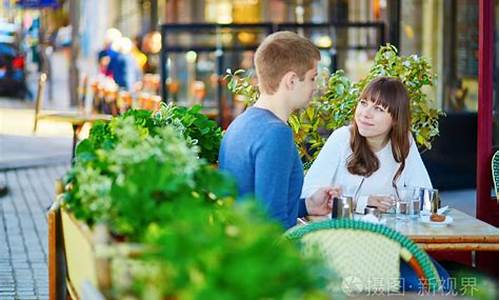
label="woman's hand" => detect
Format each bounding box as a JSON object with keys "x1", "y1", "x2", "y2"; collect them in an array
[{"x1": 367, "y1": 195, "x2": 395, "y2": 212}]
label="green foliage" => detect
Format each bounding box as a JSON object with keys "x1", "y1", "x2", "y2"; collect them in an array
[
  {"x1": 225, "y1": 44, "x2": 444, "y2": 166},
  {"x1": 64, "y1": 115, "x2": 235, "y2": 241},
  {"x1": 224, "y1": 69, "x2": 259, "y2": 107},
  {"x1": 127, "y1": 201, "x2": 331, "y2": 300},
  {"x1": 451, "y1": 271, "x2": 498, "y2": 300},
  {"x1": 156, "y1": 104, "x2": 223, "y2": 164},
  {"x1": 76, "y1": 104, "x2": 222, "y2": 165}
]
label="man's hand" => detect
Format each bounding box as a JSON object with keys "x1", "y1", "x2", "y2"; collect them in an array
[{"x1": 306, "y1": 186, "x2": 341, "y2": 216}]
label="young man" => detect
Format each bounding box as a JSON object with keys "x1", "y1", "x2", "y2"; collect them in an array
[{"x1": 219, "y1": 31, "x2": 339, "y2": 229}]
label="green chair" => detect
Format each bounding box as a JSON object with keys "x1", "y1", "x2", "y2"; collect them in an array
[
  {"x1": 285, "y1": 219, "x2": 442, "y2": 294},
  {"x1": 492, "y1": 150, "x2": 499, "y2": 200}
]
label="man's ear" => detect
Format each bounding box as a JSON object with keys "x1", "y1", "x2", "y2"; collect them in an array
[{"x1": 281, "y1": 71, "x2": 298, "y2": 91}]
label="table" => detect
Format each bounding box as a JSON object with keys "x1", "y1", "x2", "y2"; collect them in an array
[
  {"x1": 37, "y1": 112, "x2": 112, "y2": 162},
  {"x1": 306, "y1": 208, "x2": 498, "y2": 252},
  {"x1": 383, "y1": 209, "x2": 499, "y2": 251}
]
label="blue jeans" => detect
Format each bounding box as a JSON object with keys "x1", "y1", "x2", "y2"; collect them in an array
[{"x1": 400, "y1": 257, "x2": 452, "y2": 292}]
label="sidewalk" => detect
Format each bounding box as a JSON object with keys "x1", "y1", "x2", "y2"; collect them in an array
[
  {"x1": 0, "y1": 163, "x2": 69, "y2": 300},
  {"x1": 0, "y1": 103, "x2": 77, "y2": 170},
  {"x1": 0, "y1": 49, "x2": 76, "y2": 169},
  {"x1": 0, "y1": 135, "x2": 71, "y2": 170}
]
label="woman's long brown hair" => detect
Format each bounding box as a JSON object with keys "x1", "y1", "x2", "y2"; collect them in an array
[{"x1": 346, "y1": 77, "x2": 411, "y2": 188}]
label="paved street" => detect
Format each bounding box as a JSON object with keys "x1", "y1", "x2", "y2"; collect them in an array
[{"x1": 0, "y1": 164, "x2": 69, "y2": 300}]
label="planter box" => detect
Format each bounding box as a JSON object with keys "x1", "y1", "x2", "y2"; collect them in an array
[
  {"x1": 49, "y1": 195, "x2": 118, "y2": 300},
  {"x1": 49, "y1": 200, "x2": 148, "y2": 300},
  {"x1": 62, "y1": 207, "x2": 104, "y2": 298}
]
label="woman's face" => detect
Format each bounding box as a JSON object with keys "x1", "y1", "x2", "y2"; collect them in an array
[{"x1": 354, "y1": 98, "x2": 393, "y2": 140}]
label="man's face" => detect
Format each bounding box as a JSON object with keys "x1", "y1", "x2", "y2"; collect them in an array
[{"x1": 292, "y1": 64, "x2": 318, "y2": 110}]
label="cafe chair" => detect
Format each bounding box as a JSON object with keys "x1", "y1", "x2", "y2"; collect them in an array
[
  {"x1": 33, "y1": 73, "x2": 112, "y2": 163},
  {"x1": 493, "y1": 150, "x2": 499, "y2": 200},
  {"x1": 285, "y1": 219, "x2": 442, "y2": 294},
  {"x1": 33, "y1": 73, "x2": 88, "y2": 133},
  {"x1": 32, "y1": 72, "x2": 48, "y2": 133}
]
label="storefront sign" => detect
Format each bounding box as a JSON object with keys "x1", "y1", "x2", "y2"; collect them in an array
[{"x1": 16, "y1": 0, "x2": 59, "y2": 9}]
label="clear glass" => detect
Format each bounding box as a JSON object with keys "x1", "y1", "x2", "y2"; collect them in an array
[
  {"x1": 340, "y1": 184, "x2": 358, "y2": 199},
  {"x1": 396, "y1": 187, "x2": 420, "y2": 220},
  {"x1": 395, "y1": 200, "x2": 409, "y2": 221},
  {"x1": 376, "y1": 194, "x2": 396, "y2": 214},
  {"x1": 401, "y1": 187, "x2": 421, "y2": 219},
  {"x1": 410, "y1": 197, "x2": 421, "y2": 219}
]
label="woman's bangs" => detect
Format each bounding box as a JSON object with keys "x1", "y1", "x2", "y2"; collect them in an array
[{"x1": 362, "y1": 84, "x2": 393, "y2": 112}]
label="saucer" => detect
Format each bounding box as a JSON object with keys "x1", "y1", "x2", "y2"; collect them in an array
[{"x1": 419, "y1": 215, "x2": 453, "y2": 226}]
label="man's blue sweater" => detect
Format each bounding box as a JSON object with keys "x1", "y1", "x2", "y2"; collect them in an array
[{"x1": 219, "y1": 107, "x2": 307, "y2": 229}]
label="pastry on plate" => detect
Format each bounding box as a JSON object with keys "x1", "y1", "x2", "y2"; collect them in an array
[{"x1": 430, "y1": 213, "x2": 445, "y2": 222}]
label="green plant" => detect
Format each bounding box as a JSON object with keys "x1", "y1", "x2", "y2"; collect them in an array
[
  {"x1": 225, "y1": 69, "x2": 259, "y2": 107},
  {"x1": 126, "y1": 201, "x2": 332, "y2": 300},
  {"x1": 76, "y1": 104, "x2": 222, "y2": 165},
  {"x1": 156, "y1": 104, "x2": 223, "y2": 164},
  {"x1": 225, "y1": 44, "x2": 444, "y2": 166},
  {"x1": 64, "y1": 116, "x2": 236, "y2": 241}
]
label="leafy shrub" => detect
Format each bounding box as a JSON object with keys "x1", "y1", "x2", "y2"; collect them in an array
[
  {"x1": 121, "y1": 201, "x2": 332, "y2": 300},
  {"x1": 64, "y1": 115, "x2": 234, "y2": 241}
]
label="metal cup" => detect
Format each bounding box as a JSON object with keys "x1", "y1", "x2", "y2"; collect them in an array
[
  {"x1": 430, "y1": 190, "x2": 441, "y2": 213},
  {"x1": 332, "y1": 195, "x2": 353, "y2": 219},
  {"x1": 364, "y1": 205, "x2": 381, "y2": 219},
  {"x1": 419, "y1": 188, "x2": 440, "y2": 213}
]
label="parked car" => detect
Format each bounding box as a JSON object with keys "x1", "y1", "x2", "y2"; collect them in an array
[{"x1": 0, "y1": 42, "x2": 26, "y2": 98}]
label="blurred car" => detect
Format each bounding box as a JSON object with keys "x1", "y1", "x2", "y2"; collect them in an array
[
  {"x1": 0, "y1": 42, "x2": 26, "y2": 98},
  {"x1": 0, "y1": 19, "x2": 26, "y2": 98}
]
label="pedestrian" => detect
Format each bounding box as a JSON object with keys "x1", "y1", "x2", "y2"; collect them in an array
[{"x1": 98, "y1": 28, "x2": 121, "y2": 76}]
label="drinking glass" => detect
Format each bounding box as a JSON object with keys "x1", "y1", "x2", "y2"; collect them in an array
[
  {"x1": 396, "y1": 187, "x2": 418, "y2": 220},
  {"x1": 368, "y1": 193, "x2": 396, "y2": 214},
  {"x1": 395, "y1": 199, "x2": 409, "y2": 220},
  {"x1": 340, "y1": 184, "x2": 358, "y2": 199},
  {"x1": 407, "y1": 188, "x2": 421, "y2": 219},
  {"x1": 400, "y1": 187, "x2": 422, "y2": 218}
]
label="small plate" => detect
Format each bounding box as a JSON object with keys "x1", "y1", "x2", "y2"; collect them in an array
[
  {"x1": 420, "y1": 206, "x2": 449, "y2": 216},
  {"x1": 419, "y1": 215, "x2": 453, "y2": 226}
]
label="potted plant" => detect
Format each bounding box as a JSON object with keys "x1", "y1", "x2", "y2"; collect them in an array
[{"x1": 54, "y1": 105, "x2": 232, "y2": 297}]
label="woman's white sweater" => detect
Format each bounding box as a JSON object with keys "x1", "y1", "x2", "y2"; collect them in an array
[{"x1": 301, "y1": 126, "x2": 433, "y2": 213}]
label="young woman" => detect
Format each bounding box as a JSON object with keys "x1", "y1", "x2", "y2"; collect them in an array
[
  {"x1": 301, "y1": 77, "x2": 451, "y2": 292},
  {"x1": 301, "y1": 76, "x2": 432, "y2": 213}
]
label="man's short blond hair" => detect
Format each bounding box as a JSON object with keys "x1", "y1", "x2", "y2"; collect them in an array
[{"x1": 254, "y1": 31, "x2": 320, "y2": 95}]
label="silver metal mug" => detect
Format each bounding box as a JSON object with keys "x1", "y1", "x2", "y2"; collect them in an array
[
  {"x1": 418, "y1": 188, "x2": 440, "y2": 212},
  {"x1": 332, "y1": 195, "x2": 353, "y2": 219},
  {"x1": 364, "y1": 205, "x2": 381, "y2": 219}
]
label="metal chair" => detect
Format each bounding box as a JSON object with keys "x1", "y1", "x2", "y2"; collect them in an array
[
  {"x1": 492, "y1": 150, "x2": 499, "y2": 200},
  {"x1": 33, "y1": 73, "x2": 89, "y2": 133},
  {"x1": 285, "y1": 219, "x2": 442, "y2": 294},
  {"x1": 33, "y1": 72, "x2": 48, "y2": 133},
  {"x1": 32, "y1": 73, "x2": 111, "y2": 163}
]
